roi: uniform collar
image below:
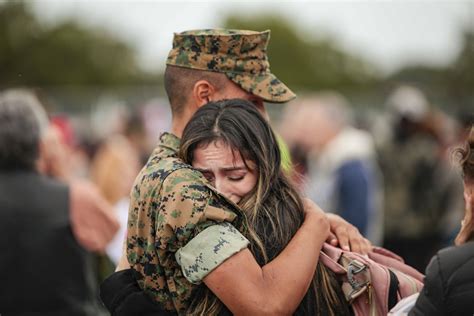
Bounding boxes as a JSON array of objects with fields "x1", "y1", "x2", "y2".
[{"x1": 159, "y1": 132, "x2": 181, "y2": 154}]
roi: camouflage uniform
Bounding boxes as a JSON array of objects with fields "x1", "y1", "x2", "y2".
[
  {"x1": 127, "y1": 30, "x2": 297, "y2": 314},
  {"x1": 127, "y1": 133, "x2": 248, "y2": 314}
]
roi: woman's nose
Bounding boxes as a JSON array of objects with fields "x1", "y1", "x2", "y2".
[{"x1": 214, "y1": 177, "x2": 223, "y2": 192}]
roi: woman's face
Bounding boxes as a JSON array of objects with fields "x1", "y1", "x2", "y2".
[{"x1": 192, "y1": 140, "x2": 258, "y2": 204}]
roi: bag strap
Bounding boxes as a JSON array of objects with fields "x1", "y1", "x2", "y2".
[
  {"x1": 320, "y1": 243, "x2": 372, "y2": 303},
  {"x1": 319, "y1": 249, "x2": 347, "y2": 274}
]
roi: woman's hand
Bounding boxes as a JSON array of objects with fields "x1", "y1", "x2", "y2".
[
  {"x1": 325, "y1": 213, "x2": 372, "y2": 255},
  {"x1": 302, "y1": 198, "x2": 371, "y2": 254}
]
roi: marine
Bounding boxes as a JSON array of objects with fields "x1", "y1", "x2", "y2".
[{"x1": 102, "y1": 29, "x2": 370, "y2": 315}]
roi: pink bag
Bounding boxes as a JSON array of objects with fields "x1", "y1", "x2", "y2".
[{"x1": 319, "y1": 243, "x2": 424, "y2": 316}]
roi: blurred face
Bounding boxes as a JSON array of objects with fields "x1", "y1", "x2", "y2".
[
  {"x1": 295, "y1": 104, "x2": 335, "y2": 152},
  {"x1": 192, "y1": 140, "x2": 258, "y2": 204}
]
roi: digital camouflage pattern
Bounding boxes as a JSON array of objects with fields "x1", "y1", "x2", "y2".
[
  {"x1": 166, "y1": 29, "x2": 296, "y2": 103},
  {"x1": 127, "y1": 132, "x2": 245, "y2": 314},
  {"x1": 176, "y1": 222, "x2": 249, "y2": 284}
]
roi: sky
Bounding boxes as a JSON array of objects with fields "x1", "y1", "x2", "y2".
[{"x1": 31, "y1": 0, "x2": 473, "y2": 75}]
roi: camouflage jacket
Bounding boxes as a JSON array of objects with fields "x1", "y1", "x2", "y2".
[{"x1": 127, "y1": 132, "x2": 246, "y2": 314}]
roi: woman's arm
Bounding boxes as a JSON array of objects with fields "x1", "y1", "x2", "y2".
[{"x1": 203, "y1": 200, "x2": 328, "y2": 315}]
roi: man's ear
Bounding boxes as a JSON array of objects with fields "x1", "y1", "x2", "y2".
[{"x1": 192, "y1": 80, "x2": 216, "y2": 108}]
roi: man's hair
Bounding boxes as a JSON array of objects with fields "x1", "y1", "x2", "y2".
[
  {"x1": 164, "y1": 65, "x2": 227, "y2": 116},
  {"x1": 0, "y1": 89, "x2": 49, "y2": 170}
]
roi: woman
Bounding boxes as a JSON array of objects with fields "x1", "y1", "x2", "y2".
[
  {"x1": 177, "y1": 99, "x2": 352, "y2": 315},
  {"x1": 409, "y1": 125, "x2": 474, "y2": 315}
]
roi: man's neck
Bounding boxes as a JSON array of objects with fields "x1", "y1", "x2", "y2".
[
  {"x1": 171, "y1": 125, "x2": 183, "y2": 138},
  {"x1": 171, "y1": 107, "x2": 196, "y2": 138},
  {"x1": 171, "y1": 116, "x2": 190, "y2": 138}
]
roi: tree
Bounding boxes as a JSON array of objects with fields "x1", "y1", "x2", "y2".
[
  {"x1": 224, "y1": 14, "x2": 379, "y2": 95},
  {"x1": 447, "y1": 30, "x2": 474, "y2": 110},
  {"x1": 0, "y1": 2, "x2": 151, "y2": 87},
  {"x1": 386, "y1": 29, "x2": 473, "y2": 111}
]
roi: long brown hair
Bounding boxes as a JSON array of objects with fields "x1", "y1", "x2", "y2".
[{"x1": 180, "y1": 99, "x2": 351, "y2": 315}]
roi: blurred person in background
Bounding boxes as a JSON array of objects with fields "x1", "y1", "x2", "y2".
[
  {"x1": 0, "y1": 89, "x2": 118, "y2": 315},
  {"x1": 49, "y1": 114, "x2": 94, "y2": 180},
  {"x1": 409, "y1": 125, "x2": 474, "y2": 315},
  {"x1": 281, "y1": 92, "x2": 384, "y2": 245},
  {"x1": 376, "y1": 85, "x2": 463, "y2": 271},
  {"x1": 45, "y1": 112, "x2": 125, "y2": 284},
  {"x1": 90, "y1": 114, "x2": 142, "y2": 265}
]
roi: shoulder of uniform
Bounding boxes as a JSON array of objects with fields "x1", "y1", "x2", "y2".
[
  {"x1": 156, "y1": 159, "x2": 211, "y2": 196},
  {"x1": 139, "y1": 157, "x2": 194, "y2": 182},
  {"x1": 162, "y1": 165, "x2": 209, "y2": 191}
]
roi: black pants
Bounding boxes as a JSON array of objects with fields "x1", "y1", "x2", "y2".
[{"x1": 100, "y1": 269, "x2": 177, "y2": 316}]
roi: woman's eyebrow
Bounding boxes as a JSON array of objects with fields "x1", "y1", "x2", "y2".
[
  {"x1": 195, "y1": 168, "x2": 211, "y2": 173},
  {"x1": 194, "y1": 166, "x2": 247, "y2": 172},
  {"x1": 221, "y1": 166, "x2": 246, "y2": 172}
]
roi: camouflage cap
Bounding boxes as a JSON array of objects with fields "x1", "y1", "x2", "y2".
[{"x1": 166, "y1": 29, "x2": 296, "y2": 103}]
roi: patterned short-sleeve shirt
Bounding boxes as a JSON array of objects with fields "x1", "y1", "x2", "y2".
[{"x1": 126, "y1": 132, "x2": 246, "y2": 314}]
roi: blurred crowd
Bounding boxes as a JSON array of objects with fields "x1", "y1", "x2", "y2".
[
  {"x1": 0, "y1": 84, "x2": 472, "y2": 314},
  {"x1": 279, "y1": 85, "x2": 472, "y2": 272}
]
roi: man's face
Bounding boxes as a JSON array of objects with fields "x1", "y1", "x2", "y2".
[{"x1": 212, "y1": 78, "x2": 267, "y2": 117}]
